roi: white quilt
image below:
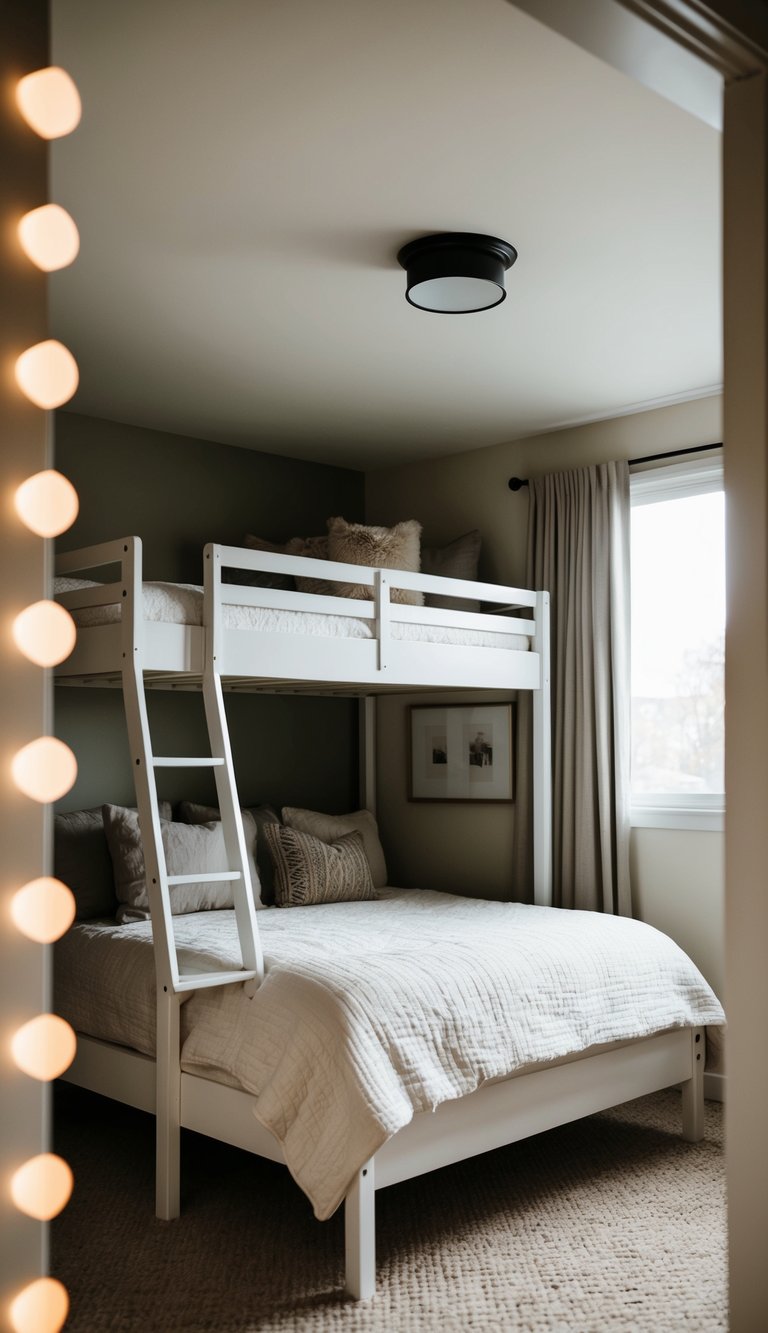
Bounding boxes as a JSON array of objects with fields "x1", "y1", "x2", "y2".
[
  {"x1": 55, "y1": 890, "x2": 723, "y2": 1219},
  {"x1": 54, "y1": 578, "x2": 528, "y2": 651}
]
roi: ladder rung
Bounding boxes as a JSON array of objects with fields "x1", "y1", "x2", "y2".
[
  {"x1": 152, "y1": 757, "x2": 225, "y2": 768},
  {"x1": 175, "y1": 969, "x2": 257, "y2": 993},
  {"x1": 166, "y1": 871, "x2": 241, "y2": 886}
]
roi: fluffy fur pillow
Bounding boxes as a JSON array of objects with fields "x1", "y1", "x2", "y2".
[
  {"x1": 326, "y1": 517, "x2": 423, "y2": 606},
  {"x1": 263, "y1": 824, "x2": 376, "y2": 907}
]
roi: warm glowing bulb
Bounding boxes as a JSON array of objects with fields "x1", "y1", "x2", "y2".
[
  {"x1": 16, "y1": 67, "x2": 81, "y2": 140},
  {"x1": 14, "y1": 340, "x2": 79, "y2": 410},
  {"x1": 14, "y1": 470, "x2": 79, "y2": 538},
  {"x1": 9, "y1": 1278, "x2": 69, "y2": 1333},
  {"x1": 12, "y1": 601, "x2": 76, "y2": 668},
  {"x1": 10, "y1": 1153, "x2": 73, "y2": 1221},
  {"x1": 10, "y1": 878, "x2": 76, "y2": 944},
  {"x1": 11, "y1": 737, "x2": 77, "y2": 803},
  {"x1": 11, "y1": 1015, "x2": 76, "y2": 1081},
  {"x1": 18, "y1": 204, "x2": 80, "y2": 272}
]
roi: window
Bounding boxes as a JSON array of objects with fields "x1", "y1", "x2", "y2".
[{"x1": 630, "y1": 456, "x2": 725, "y2": 830}]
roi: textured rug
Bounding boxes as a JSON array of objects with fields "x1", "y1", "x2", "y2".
[{"x1": 52, "y1": 1085, "x2": 725, "y2": 1332}]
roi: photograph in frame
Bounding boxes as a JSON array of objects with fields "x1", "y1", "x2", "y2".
[{"x1": 409, "y1": 702, "x2": 515, "y2": 802}]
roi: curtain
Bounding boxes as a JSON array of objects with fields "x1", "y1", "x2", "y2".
[{"x1": 513, "y1": 461, "x2": 632, "y2": 915}]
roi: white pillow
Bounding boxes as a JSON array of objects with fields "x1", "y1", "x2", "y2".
[
  {"x1": 102, "y1": 804, "x2": 262, "y2": 923},
  {"x1": 281, "y1": 806, "x2": 388, "y2": 889}
]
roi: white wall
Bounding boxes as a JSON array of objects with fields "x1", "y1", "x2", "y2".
[{"x1": 366, "y1": 394, "x2": 725, "y2": 1000}]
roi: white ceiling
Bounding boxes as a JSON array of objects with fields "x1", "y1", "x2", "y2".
[{"x1": 51, "y1": 0, "x2": 721, "y2": 470}]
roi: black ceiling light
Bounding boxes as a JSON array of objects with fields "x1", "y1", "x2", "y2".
[{"x1": 397, "y1": 232, "x2": 518, "y2": 314}]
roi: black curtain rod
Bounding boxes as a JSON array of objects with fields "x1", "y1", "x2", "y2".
[{"x1": 508, "y1": 441, "x2": 723, "y2": 491}]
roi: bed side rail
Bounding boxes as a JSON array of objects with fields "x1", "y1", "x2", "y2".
[
  {"x1": 54, "y1": 536, "x2": 142, "y2": 614},
  {"x1": 210, "y1": 542, "x2": 538, "y2": 610}
]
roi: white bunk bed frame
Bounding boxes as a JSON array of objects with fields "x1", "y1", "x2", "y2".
[{"x1": 54, "y1": 536, "x2": 705, "y2": 1301}]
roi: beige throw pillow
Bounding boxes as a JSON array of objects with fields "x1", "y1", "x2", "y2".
[
  {"x1": 103, "y1": 804, "x2": 261, "y2": 923},
  {"x1": 281, "y1": 806, "x2": 388, "y2": 889},
  {"x1": 177, "y1": 800, "x2": 280, "y2": 905},
  {"x1": 263, "y1": 824, "x2": 376, "y2": 907},
  {"x1": 326, "y1": 517, "x2": 423, "y2": 606}
]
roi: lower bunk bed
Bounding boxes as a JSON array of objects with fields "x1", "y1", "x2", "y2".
[{"x1": 56, "y1": 889, "x2": 724, "y2": 1299}]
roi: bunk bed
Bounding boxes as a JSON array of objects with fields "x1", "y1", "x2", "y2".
[{"x1": 53, "y1": 536, "x2": 722, "y2": 1301}]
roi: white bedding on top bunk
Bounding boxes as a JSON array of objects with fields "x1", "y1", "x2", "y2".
[
  {"x1": 54, "y1": 578, "x2": 529, "y2": 651},
  {"x1": 55, "y1": 889, "x2": 723, "y2": 1220}
]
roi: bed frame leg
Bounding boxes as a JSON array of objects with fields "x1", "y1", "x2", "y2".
[
  {"x1": 345, "y1": 1158, "x2": 376, "y2": 1300},
  {"x1": 156, "y1": 989, "x2": 181, "y2": 1220},
  {"x1": 681, "y1": 1026, "x2": 705, "y2": 1142}
]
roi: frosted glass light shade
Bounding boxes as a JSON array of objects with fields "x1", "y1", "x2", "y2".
[
  {"x1": 11, "y1": 878, "x2": 76, "y2": 944},
  {"x1": 10, "y1": 1153, "x2": 73, "y2": 1220},
  {"x1": 9, "y1": 1278, "x2": 69, "y2": 1333},
  {"x1": 14, "y1": 470, "x2": 79, "y2": 537},
  {"x1": 15, "y1": 340, "x2": 79, "y2": 409},
  {"x1": 11, "y1": 1014, "x2": 76, "y2": 1081},
  {"x1": 13, "y1": 601, "x2": 76, "y2": 667},
  {"x1": 18, "y1": 204, "x2": 80, "y2": 272},
  {"x1": 11, "y1": 737, "x2": 77, "y2": 803},
  {"x1": 16, "y1": 67, "x2": 81, "y2": 140}
]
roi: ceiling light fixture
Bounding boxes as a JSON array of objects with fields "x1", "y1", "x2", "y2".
[{"x1": 397, "y1": 232, "x2": 517, "y2": 313}]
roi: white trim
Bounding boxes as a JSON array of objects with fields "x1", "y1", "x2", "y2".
[
  {"x1": 704, "y1": 1071, "x2": 726, "y2": 1103},
  {"x1": 630, "y1": 454, "x2": 724, "y2": 504},
  {"x1": 504, "y1": 386, "x2": 723, "y2": 448},
  {"x1": 631, "y1": 805, "x2": 724, "y2": 831}
]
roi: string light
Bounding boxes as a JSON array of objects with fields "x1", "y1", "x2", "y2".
[
  {"x1": 12, "y1": 601, "x2": 76, "y2": 668},
  {"x1": 10, "y1": 60, "x2": 80, "y2": 1332},
  {"x1": 11, "y1": 737, "x2": 77, "y2": 803},
  {"x1": 14, "y1": 340, "x2": 79, "y2": 410},
  {"x1": 17, "y1": 204, "x2": 80, "y2": 272},
  {"x1": 15, "y1": 67, "x2": 81, "y2": 140},
  {"x1": 14, "y1": 470, "x2": 79, "y2": 537},
  {"x1": 10, "y1": 1154, "x2": 73, "y2": 1221},
  {"x1": 10, "y1": 879, "x2": 76, "y2": 944},
  {"x1": 10, "y1": 1015, "x2": 76, "y2": 1082},
  {"x1": 8, "y1": 1278, "x2": 69, "y2": 1333}
]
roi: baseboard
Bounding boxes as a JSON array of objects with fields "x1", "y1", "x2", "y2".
[{"x1": 704, "y1": 1071, "x2": 725, "y2": 1102}]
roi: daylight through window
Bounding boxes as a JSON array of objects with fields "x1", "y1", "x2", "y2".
[{"x1": 630, "y1": 457, "x2": 725, "y2": 825}]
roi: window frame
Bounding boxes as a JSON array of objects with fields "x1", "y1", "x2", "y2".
[{"x1": 629, "y1": 454, "x2": 725, "y2": 832}]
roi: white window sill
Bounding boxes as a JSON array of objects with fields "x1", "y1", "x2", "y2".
[{"x1": 631, "y1": 806, "x2": 724, "y2": 832}]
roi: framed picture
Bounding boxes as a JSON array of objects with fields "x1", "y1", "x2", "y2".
[{"x1": 408, "y1": 702, "x2": 515, "y2": 802}]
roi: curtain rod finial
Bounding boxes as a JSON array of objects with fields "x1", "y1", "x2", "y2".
[{"x1": 508, "y1": 477, "x2": 528, "y2": 491}]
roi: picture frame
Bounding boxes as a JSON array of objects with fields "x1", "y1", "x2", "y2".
[{"x1": 408, "y1": 702, "x2": 515, "y2": 802}]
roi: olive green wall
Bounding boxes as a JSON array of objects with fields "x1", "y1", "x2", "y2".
[{"x1": 54, "y1": 411, "x2": 365, "y2": 813}]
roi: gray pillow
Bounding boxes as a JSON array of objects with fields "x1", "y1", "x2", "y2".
[
  {"x1": 263, "y1": 824, "x2": 376, "y2": 908},
  {"x1": 177, "y1": 800, "x2": 280, "y2": 906},
  {"x1": 54, "y1": 801, "x2": 171, "y2": 920},
  {"x1": 282, "y1": 805, "x2": 388, "y2": 889},
  {"x1": 421, "y1": 530, "x2": 482, "y2": 612},
  {"x1": 102, "y1": 803, "x2": 261, "y2": 923}
]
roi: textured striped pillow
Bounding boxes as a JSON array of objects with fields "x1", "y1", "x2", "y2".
[{"x1": 263, "y1": 824, "x2": 376, "y2": 907}]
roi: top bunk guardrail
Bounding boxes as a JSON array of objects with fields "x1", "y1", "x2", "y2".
[{"x1": 54, "y1": 536, "x2": 549, "y2": 694}]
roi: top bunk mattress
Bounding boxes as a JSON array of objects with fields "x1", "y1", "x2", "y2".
[
  {"x1": 55, "y1": 578, "x2": 530, "y2": 652},
  {"x1": 55, "y1": 888, "x2": 724, "y2": 1220}
]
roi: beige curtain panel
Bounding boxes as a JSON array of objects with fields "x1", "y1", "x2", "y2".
[{"x1": 514, "y1": 461, "x2": 632, "y2": 915}]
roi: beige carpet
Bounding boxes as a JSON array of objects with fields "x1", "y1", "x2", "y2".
[{"x1": 52, "y1": 1085, "x2": 725, "y2": 1332}]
